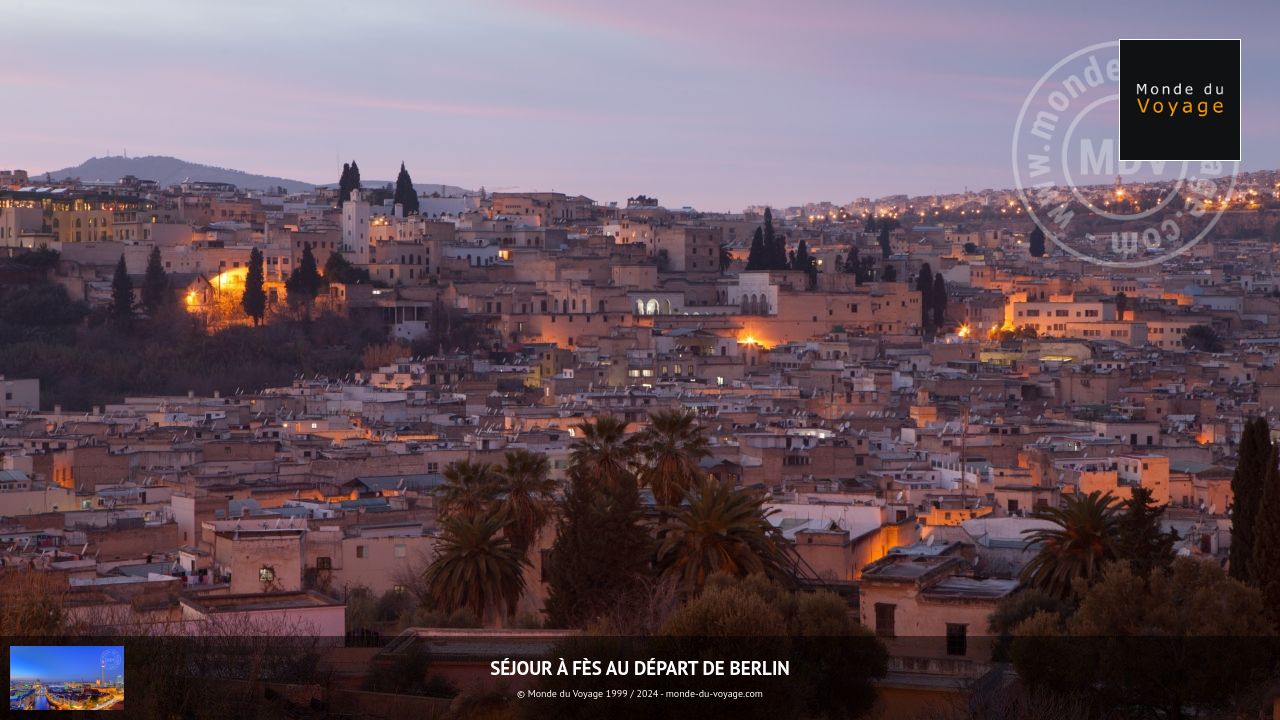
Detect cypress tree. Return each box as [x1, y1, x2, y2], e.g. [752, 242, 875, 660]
[393, 162, 420, 215]
[285, 242, 323, 306]
[917, 263, 934, 330]
[141, 245, 169, 314]
[882, 263, 898, 282]
[338, 162, 352, 203]
[878, 225, 891, 259]
[746, 227, 765, 271]
[349, 160, 361, 195]
[242, 247, 266, 326]
[544, 475, 653, 628]
[1231, 417, 1272, 582]
[931, 274, 948, 327]
[763, 208, 784, 270]
[1029, 226, 1046, 257]
[1253, 443, 1280, 617]
[109, 254, 133, 322]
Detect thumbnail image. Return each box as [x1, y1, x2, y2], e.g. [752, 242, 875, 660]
[9, 646, 124, 711]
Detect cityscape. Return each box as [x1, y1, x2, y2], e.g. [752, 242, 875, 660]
[8, 646, 124, 711]
[3, 2, 1280, 719]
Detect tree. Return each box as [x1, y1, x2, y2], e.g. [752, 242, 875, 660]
[567, 416, 637, 496]
[393, 162, 420, 215]
[424, 510, 528, 622]
[763, 207, 786, 270]
[1114, 486, 1177, 578]
[1020, 491, 1120, 599]
[241, 247, 266, 326]
[323, 250, 372, 285]
[1114, 291, 1128, 318]
[438, 460, 500, 520]
[745, 227, 766, 271]
[916, 263, 934, 330]
[1252, 443, 1280, 617]
[495, 449, 556, 555]
[881, 263, 897, 282]
[931, 273, 948, 328]
[1231, 416, 1272, 582]
[1011, 560, 1276, 719]
[635, 409, 709, 508]
[963, 241, 978, 254]
[1183, 324, 1224, 352]
[1029, 225, 1046, 257]
[718, 243, 733, 273]
[141, 246, 169, 314]
[544, 471, 653, 628]
[338, 160, 362, 203]
[285, 242, 323, 307]
[878, 225, 891, 259]
[656, 478, 790, 594]
[109, 254, 133, 322]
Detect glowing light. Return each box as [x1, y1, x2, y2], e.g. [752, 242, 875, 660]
[957, 324, 972, 338]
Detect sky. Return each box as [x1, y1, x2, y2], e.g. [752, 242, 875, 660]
[9, 645, 122, 682]
[2, 0, 1277, 210]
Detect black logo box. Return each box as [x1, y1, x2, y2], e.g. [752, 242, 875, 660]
[1119, 39, 1241, 162]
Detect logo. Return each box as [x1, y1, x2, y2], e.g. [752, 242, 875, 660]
[1012, 41, 1240, 267]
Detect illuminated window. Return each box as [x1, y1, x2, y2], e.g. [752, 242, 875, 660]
[259, 566, 275, 583]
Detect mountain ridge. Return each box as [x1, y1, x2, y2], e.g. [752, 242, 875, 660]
[41, 156, 471, 196]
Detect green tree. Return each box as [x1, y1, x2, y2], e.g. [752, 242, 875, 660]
[635, 409, 709, 508]
[916, 263, 934, 330]
[878, 225, 891, 259]
[338, 160, 362, 203]
[963, 241, 978, 254]
[109, 254, 133, 322]
[544, 471, 653, 628]
[1115, 291, 1128, 317]
[285, 242, 323, 306]
[1114, 486, 1177, 578]
[1252, 443, 1280, 617]
[567, 416, 637, 496]
[241, 247, 266, 326]
[1020, 491, 1120, 599]
[881, 263, 897, 282]
[323, 250, 371, 285]
[1183, 324, 1224, 352]
[1011, 560, 1276, 719]
[656, 478, 790, 593]
[393, 162, 420, 215]
[438, 460, 500, 520]
[424, 510, 528, 622]
[141, 246, 169, 314]
[1029, 225, 1046, 257]
[1231, 416, 1271, 582]
[931, 273, 948, 328]
[495, 449, 556, 555]
[745, 227, 766, 271]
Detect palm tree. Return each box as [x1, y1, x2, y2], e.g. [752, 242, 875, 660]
[425, 510, 528, 622]
[568, 416, 637, 496]
[1020, 490, 1121, 599]
[495, 448, 557, 554]
[438, 460, 499, 519]
[636, 409, 710, 508]
[656, 478, 789, 593]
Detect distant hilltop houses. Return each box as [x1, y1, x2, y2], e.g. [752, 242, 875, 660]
[3, 159, 1280, 715]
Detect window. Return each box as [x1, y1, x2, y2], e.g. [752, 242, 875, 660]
[874, 603, 896, 637]
[946, 623, 968, 656]
[356, 545, 367, 559]
[394, 544, 406, 558]
[316, 556, 332, 570]
[259, 566, 275, 583]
